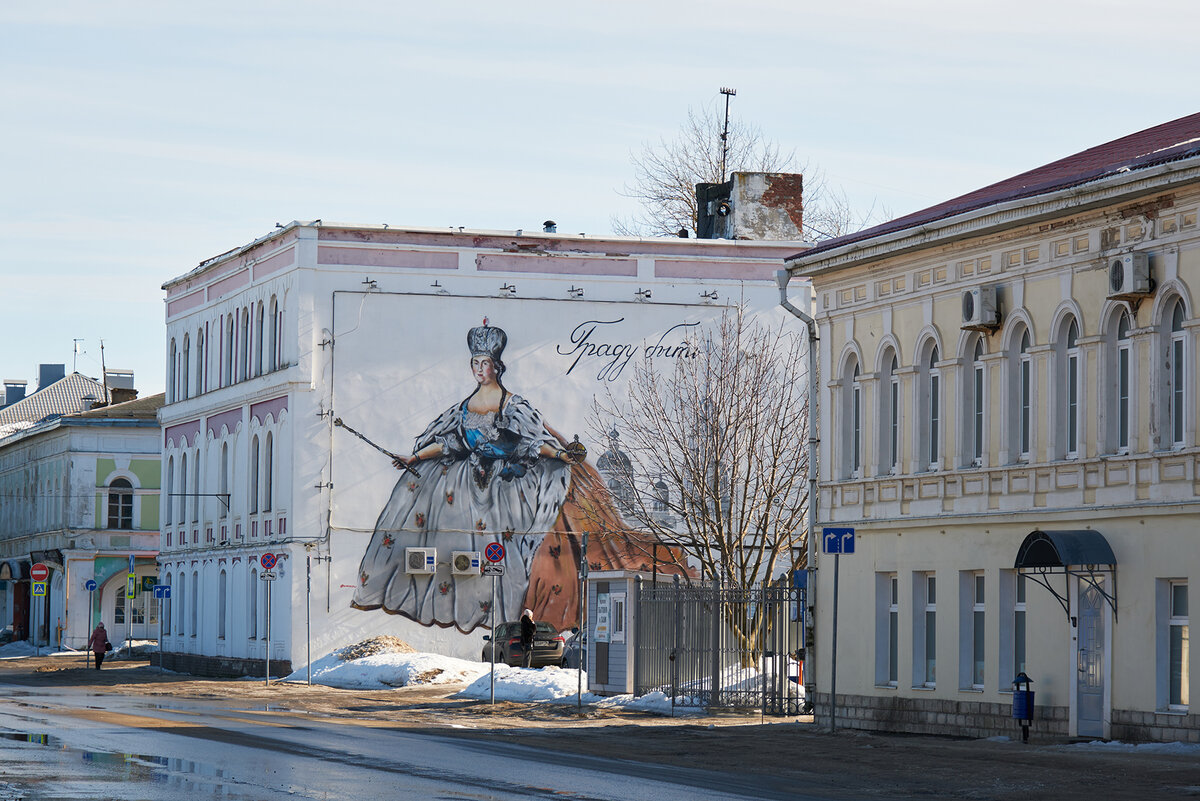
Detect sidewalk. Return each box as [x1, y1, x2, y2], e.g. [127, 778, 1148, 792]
[2, 651, 1199, 800]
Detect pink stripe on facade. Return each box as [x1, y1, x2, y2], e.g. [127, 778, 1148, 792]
[166, 290, 205, 318]
[207, 407, 243, 438]
[253, 248, 295, 280]
[653, 259, 779, 281]
[207, 268, 251, 301]
[476, 254, 637, 276]
[164, 419, 201, 449]
[317, 246, 459, 270]
[250, 395, 288, 425]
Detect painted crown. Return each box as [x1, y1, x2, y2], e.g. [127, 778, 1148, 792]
[467, 320, 507, 361]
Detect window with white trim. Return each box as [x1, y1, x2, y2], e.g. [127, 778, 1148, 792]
[196, 329, 205, 395]
[178, 454, 187, 526]
[223, 314, 234, 387]
[852, 363, 862, 477]
[1108, 311, 1132, 453]
[250, 436, 260, 515]
[264, 432, 274, 513]
[913, 572, 936, 688]
[876, 573, 899, 687]
[1009, 328, 1033, 461]
[918, 344, 941, 470]
[255, 300, 265, 377]
[106, 478, 134, 529]
[181, 334, 190, 401]
[249, 568, 258, 639]
[218, 569, 227, 640]
[176, 572, 185, 636]
[960, 571, 985, 689]
[1170, 301, 1187, 448]
[165, 457, 175, 528]
[1056, 318, 1082, 459]
[220, 442, 230, 519]
[168, 338, 177, 403]
[1161, 580, 1189, 710]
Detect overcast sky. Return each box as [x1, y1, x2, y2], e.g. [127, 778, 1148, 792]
[3, 1, 1197, 395]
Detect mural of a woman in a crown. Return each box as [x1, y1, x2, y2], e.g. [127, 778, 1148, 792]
[350, 319, 667, 634]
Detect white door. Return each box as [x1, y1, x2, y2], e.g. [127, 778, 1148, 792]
[1076, 583, 1107, 738]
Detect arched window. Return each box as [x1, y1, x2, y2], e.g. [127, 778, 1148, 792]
[1163, 298, 1188, 449]
[249, 568, 258, 639]
[178, 454, 188, 526]
[1008, 327, 1033, 462]
[107, 478, 134, 529]
[1106, 310, 1133, 454]
[196, 329, 205, 395]
[840, 355, 862, 479]
[255, 300, 265, 377]
[962, 337, 986, 466]
[1054, 317, 1082, 459]
[176, 571, 186, 636]
[264, 432, 274, 513]
[218, 569, 227, 640]
[250, 436, 260, 514]
[168, 338, 177, 403]
[192, 447, 200, 524]
[240, 307, 250, 382]
[181, 334, 190, 401]
[190, 570, 198, 637]
[165, 457, 175, 526]
[220, 442, 230, 519]
[268, 296, 279, 372]
[163, 574, 172, 636]
[918, 342, 941, 470]
[224, 314, 234, 386]
[880, 352, 900, 474]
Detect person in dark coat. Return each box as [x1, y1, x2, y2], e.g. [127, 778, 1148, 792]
[86, 622, 110, 670]
[519, 608, 536, 668]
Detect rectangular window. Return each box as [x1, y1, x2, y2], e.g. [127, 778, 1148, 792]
[875, 573, 899, 687]
[913, 572, 936, 688]
[1170, 582, 1189, 708]
[852, 385, 861, 474]
[972, 574, 985, 688]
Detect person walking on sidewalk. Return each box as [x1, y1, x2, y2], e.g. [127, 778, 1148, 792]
[87, 622, 110, 670]
[519, 609, 536, 668]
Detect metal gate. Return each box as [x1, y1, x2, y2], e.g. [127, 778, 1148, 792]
[633, 577, 804, 715]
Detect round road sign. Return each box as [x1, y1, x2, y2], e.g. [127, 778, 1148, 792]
[84, 579, 97, 592]
[484, 542, 505, 563]
[260, 552, 278, 570]
[30, 563, 49, 582]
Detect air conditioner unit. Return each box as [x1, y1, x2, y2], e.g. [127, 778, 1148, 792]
[1108, 252, 1153, 299]
[961, 285, 1000, 330]
[405, 547, 437, 574]
[451, 550, 481, 576]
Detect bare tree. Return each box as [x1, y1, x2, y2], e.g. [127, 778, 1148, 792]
[589, 307, 810, 657]
[613, 102, 874, 241]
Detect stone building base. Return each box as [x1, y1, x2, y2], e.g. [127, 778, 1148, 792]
[815, 692, 1067, 740]
[814, 692, 1200, 743]
[159, 651, 292, 679]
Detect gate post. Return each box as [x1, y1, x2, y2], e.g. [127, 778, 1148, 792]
[633, 575, 642, 698]
[711, 578, 721, 708]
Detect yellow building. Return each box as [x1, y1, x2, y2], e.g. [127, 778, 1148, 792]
[786, 114, 1200, 741]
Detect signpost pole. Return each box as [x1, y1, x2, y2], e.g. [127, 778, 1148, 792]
[306, 554, 312, 686]
[831, 551, 839, 734]
[577, 530, 587, 711]
[87, 587, 93, 668]
[158, 593, 164, 673]
[489, 573, 496, 705]
[265, 577, 272, 687]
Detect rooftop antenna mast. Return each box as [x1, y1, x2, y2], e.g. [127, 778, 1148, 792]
[99, 339, 110, 404]
[72, 339, 84, 373]
[719, 87, 737, 183]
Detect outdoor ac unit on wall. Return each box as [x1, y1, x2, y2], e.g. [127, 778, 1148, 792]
[405, 547, 437, 574]
[1108, 252, 1153, 299]
[451, 550, 481, 576]
[961, 285, 1000, 331]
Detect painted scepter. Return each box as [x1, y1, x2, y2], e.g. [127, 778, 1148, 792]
[332, 417, 419, 475]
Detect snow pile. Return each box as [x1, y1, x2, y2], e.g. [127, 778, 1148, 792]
[458, 663, 600, 703]
[285, 647, 489, 690]
[1064, 739, 1200, 754]
[0, 641, 38, 659]
[338, 635, 415, 661]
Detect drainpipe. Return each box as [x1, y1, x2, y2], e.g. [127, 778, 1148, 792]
[776, 268, 818, 714]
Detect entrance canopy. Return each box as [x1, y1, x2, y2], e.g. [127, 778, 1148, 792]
[1014, 529, 1117, 624]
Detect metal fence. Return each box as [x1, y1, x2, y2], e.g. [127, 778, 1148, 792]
[633, 577, 805, 715]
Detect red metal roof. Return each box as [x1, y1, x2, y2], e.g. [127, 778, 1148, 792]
[796, 112, 1200, 260]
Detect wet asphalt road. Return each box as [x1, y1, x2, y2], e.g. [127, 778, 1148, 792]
[0, 682, 811, 801]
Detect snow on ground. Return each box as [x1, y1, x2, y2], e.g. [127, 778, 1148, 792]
[284, 649, 491, 690]
[1062, 739, 1200, 754]
[0, 641, 39, 659]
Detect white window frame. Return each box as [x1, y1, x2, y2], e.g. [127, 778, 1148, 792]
[959, 571, 985, 690]
[1170, 302, 1187, 449]
[912, 572, 936, 688]
[852, 364, 862, 477]
[1019, 331, 1032, 460]
[218, 569, 227, 640]
[1161, 579, 1189, 711]
[972, 340, 985, 465]
[927, 348, 941, 470]
[1116, 313, 1131, 453]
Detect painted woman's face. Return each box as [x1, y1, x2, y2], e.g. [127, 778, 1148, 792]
[471, 356, 497, 385]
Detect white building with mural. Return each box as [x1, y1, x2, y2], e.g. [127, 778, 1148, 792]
[158, 220, 807, 676]
[785, 113, 1200, 742]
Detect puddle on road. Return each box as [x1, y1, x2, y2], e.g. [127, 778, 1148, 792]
[0, 728, 260, 799]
